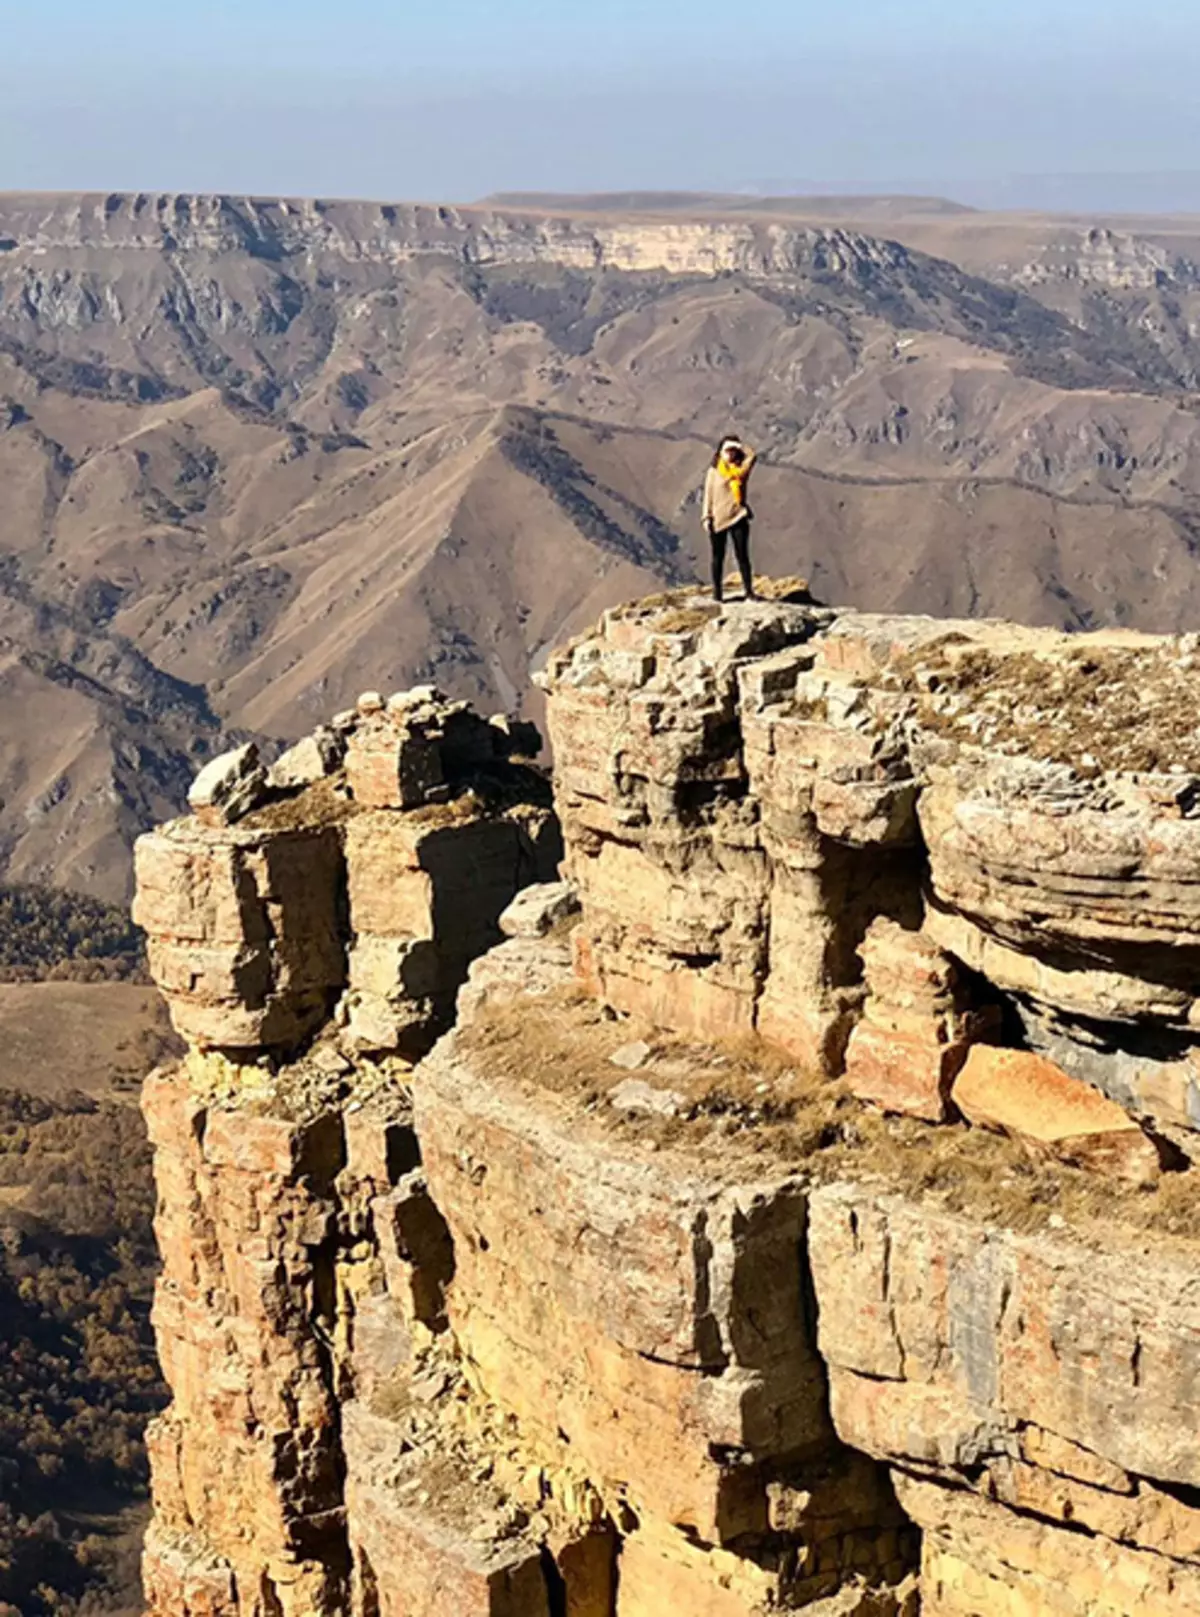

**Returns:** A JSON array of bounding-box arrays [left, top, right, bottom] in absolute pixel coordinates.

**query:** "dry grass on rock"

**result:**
[[902, 640, 1200, 775], [459, 988, 1200, 1255], [238, 776, 361, 834]]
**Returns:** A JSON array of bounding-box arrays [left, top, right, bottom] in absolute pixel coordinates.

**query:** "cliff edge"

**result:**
[[133, 589, 1200, 1615]]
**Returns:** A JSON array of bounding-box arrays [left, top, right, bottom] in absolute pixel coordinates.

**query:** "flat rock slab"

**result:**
[[500, 880, 579, 939], [610, 1039, 654, 1071], [953, 1047, 1160, 1186]]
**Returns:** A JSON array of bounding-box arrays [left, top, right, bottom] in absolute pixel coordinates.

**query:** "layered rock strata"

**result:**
[[133, 689, 558, 1056], [542, 590, 1200, 1147], [136, 596, 1200, 1616], [812, 1185, 1200, 1614], [134, 688, 561, 1612]]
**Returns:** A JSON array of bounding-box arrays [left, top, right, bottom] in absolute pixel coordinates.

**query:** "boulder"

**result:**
[[187, 743, 269, 827], [609, 1078, 685, 1117], [498, 881, 578, 939], [267, 728, 345, 790], [952, 1046, 1161, 1185], [610, 1039, 654, 1072], [388, 684, 442, 712], [845, 1023, 969, 1125]]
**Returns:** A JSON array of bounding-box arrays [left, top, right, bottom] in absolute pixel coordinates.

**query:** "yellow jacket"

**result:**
[[702, 443, 758, 533]]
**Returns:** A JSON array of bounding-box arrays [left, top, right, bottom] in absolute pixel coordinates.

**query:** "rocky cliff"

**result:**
[[134, 590, 1200, 1614]]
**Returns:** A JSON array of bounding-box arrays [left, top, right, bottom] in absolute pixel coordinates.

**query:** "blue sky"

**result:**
[[2, 0, 1198, 204]]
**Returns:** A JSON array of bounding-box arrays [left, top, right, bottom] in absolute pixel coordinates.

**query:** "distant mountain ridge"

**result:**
[[479, 190, 980, 218]]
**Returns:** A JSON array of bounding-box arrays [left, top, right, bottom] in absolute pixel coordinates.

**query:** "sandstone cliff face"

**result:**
[[136, 597, 1200, 1615], [543, 592, 1200, 1149]]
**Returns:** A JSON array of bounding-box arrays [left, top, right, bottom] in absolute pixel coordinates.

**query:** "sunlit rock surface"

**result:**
[[135, 597, 1200, 1615]]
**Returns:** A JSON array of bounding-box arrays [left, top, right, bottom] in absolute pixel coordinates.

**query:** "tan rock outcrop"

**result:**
[[541, 594, 1200, 1142], [808, 1182, 1200, 1597], [134, 687, 558, 1054], [141, 1055, 355, 1616], [415, 1029, 831, 1542], [896, 1474, 1200, 1615], [614, 1513, 915, 1617], [844, 921, 988, 1122], [811, 1181, 1200, 1483], [133, 817, 347, 1050], [342, 1397, 622, 1617], [342, 1405, 555, 1617], [341, 805, 557, 1054], [137, 685, 566, 1615]]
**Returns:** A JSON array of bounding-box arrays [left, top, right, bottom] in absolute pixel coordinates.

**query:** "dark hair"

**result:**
[[718, 443, 745, 466]]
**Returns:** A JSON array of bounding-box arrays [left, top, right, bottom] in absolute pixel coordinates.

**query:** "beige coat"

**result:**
[[702, 444, 758, 533]]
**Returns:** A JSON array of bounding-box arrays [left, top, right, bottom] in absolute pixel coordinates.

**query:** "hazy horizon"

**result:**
[[13, 175, 1200, 219], [3, 0, 1199, 212]]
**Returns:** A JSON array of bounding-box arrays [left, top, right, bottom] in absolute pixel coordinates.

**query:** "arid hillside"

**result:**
[[6, 190, 1200, 898]]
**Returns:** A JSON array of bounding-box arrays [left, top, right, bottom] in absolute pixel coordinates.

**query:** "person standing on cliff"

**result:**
[[702, 436, 758, 603]]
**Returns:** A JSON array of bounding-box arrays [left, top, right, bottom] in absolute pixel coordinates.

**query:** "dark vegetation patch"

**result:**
[[463, 263, 679, 355], [154, 561, 298, 665], [0, 554, 223, 735], [0, 1090, 165, 1615], [134, 439, 221, 522], [0, 887, 146, 985], [0, 336, 180, 407]]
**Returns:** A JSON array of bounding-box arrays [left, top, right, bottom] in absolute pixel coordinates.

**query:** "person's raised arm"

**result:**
[[721, 438, 757, 475]]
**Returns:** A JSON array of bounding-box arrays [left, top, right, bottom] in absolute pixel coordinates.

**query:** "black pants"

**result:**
[[710, 519, 753, 600]]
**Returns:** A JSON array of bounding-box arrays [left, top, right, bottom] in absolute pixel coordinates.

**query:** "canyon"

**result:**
[[8, 192, 1200, 901], [130, 587, 1200, 1615]]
